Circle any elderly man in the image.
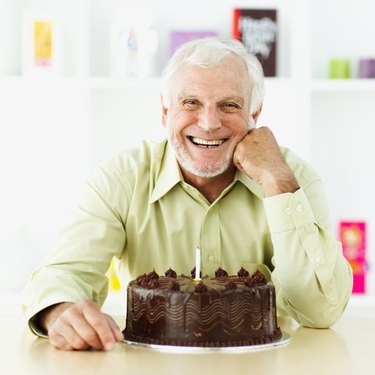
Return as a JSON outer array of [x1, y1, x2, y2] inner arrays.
[[22, 38, 353, 351]]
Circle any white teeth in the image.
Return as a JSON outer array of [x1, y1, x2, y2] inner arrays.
[[191, 137, 225, 146]]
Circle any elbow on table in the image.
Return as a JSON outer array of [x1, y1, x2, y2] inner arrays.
[[294, 300, 350, 329], [299, 316, 339, 329], [279, 292, 351, 329]]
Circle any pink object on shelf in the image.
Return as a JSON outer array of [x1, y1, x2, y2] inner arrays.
[[339, 221, 367, 294], [359, 58, 375, 78], [169, 30, 218, 57]]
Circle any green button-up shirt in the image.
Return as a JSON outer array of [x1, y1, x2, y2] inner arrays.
[[22, 140, 352, 331]]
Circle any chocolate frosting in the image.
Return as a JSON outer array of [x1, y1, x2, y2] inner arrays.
[[190, 266, 202, 279], [225, 280, 237, 290], [147, 270, 159, 280], [169, 280, 180, 291], [215, 267, 229, 278], [194, 281, 208, 292], [136, 274, 149, 287], [125, 268, 281, 347], [165, 268, 177, 278], [237, 267, 250, 278], [245, 270, 268, 287], [147, 278, 159, 289]]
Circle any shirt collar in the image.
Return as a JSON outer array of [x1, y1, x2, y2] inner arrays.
[[150, 141, 183, 203], [235, 170, 265, 200], [150, 141, 264, 203]]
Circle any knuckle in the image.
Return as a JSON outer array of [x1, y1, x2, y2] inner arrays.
[[85, 330, 99, 343], [49, 336, 60, 347], [48, 321, 62, 337], [70, 336, 86, 350], [50, 335, 69, 350], [88, 315, 103, 327]]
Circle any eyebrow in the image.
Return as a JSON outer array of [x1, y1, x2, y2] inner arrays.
[[178, 94, 198, 101]]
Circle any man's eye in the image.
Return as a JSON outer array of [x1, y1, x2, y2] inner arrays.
[[221, 103, 239, 110], [182, 100, 198, 108]]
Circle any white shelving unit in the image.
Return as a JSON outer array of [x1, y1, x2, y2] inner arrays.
[[311, 79, 375, 92], [309, 0, 375, 297], [1, 0, 374, 298]]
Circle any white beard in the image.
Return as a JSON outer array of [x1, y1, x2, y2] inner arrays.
[[169, 134, 233, 178]]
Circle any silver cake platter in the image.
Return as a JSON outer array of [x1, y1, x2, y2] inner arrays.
[[122, 332, 291, 353]]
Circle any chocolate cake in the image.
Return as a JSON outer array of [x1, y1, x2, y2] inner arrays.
[[123, 267, 282, 347]]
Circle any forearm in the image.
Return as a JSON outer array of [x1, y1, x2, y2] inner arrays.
[[22, 174, 127, 334], [264, 188, 353, 328], [22, 264, 110, 333], [272, 225, 352, 327], [262, 166, 300, 197]]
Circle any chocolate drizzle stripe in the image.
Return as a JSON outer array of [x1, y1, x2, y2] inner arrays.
[[131, 294, 267, 334]]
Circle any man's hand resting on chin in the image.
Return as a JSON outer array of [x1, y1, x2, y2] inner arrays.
[[233, 126, 300, 197]]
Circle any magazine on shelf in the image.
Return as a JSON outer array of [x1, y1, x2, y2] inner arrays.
[[232, 8, 278, 77]]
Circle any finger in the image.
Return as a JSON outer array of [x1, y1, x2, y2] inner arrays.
[[49, 333, 74, 351], [106, 315, 124, 341], [70, 315, 105, 350], [233, 159, 243, 172], [232, 151, 244, 173], [51, 321, 91, 351], [63, 325, 91, 351], [50, 306, 93, 350], [80, 302, 117, 350]]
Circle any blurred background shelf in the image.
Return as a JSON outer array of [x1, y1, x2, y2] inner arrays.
[[311, 79, 375, 92]]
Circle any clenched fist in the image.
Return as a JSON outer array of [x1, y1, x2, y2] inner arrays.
[[233, 126, 299, 197]]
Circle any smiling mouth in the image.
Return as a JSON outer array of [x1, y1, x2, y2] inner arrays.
[[188, 136, 228, 148]]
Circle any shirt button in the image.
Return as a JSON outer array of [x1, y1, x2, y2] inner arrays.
[[285, 207, 291, 215], [208, 255, 215, 262], [296, 204, 303, 213], [314, 256, 321, 263]]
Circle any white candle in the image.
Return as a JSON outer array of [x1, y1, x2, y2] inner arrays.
[[195, 247, 201, 280]]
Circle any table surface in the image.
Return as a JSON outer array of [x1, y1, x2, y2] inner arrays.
[[1, 303, 375, 375]]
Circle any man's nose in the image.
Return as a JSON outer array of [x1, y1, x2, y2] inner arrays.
[[197, 107, 222, 132]]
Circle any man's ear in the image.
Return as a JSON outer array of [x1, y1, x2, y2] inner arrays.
[[161, 94, 168, 127], [252, 105, 263, 124]]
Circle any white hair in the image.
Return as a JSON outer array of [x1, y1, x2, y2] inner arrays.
[[161, 38, 265, 116]]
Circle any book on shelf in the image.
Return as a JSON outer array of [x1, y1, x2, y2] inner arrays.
[[232, 8, 278, 77], [339, 221, 367, 294], [22, 8, 63, 76], [169, 30, 219, 57]]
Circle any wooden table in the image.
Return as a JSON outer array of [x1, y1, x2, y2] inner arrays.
[[1, 307, 374, 375]]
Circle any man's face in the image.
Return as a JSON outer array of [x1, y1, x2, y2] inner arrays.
[[162, 56, 252, 179]]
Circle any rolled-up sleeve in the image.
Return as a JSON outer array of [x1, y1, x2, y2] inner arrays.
[[21, 163, 128, 329], [263, 185, 353, 328]]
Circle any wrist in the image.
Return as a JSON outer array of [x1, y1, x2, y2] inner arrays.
[[37, 302, 73, 333], [262, 170, 299, 197]]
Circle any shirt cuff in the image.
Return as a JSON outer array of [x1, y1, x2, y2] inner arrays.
[[28, 313, 49, 338], [263, 188, 316, 233]]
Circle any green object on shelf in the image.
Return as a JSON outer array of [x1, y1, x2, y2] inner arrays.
[[329, 59, 351, 79]]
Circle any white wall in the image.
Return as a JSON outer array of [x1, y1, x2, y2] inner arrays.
[[311, 91, 375, 294], [0, 79, 88, 289], [310, 0, 375, 294]]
